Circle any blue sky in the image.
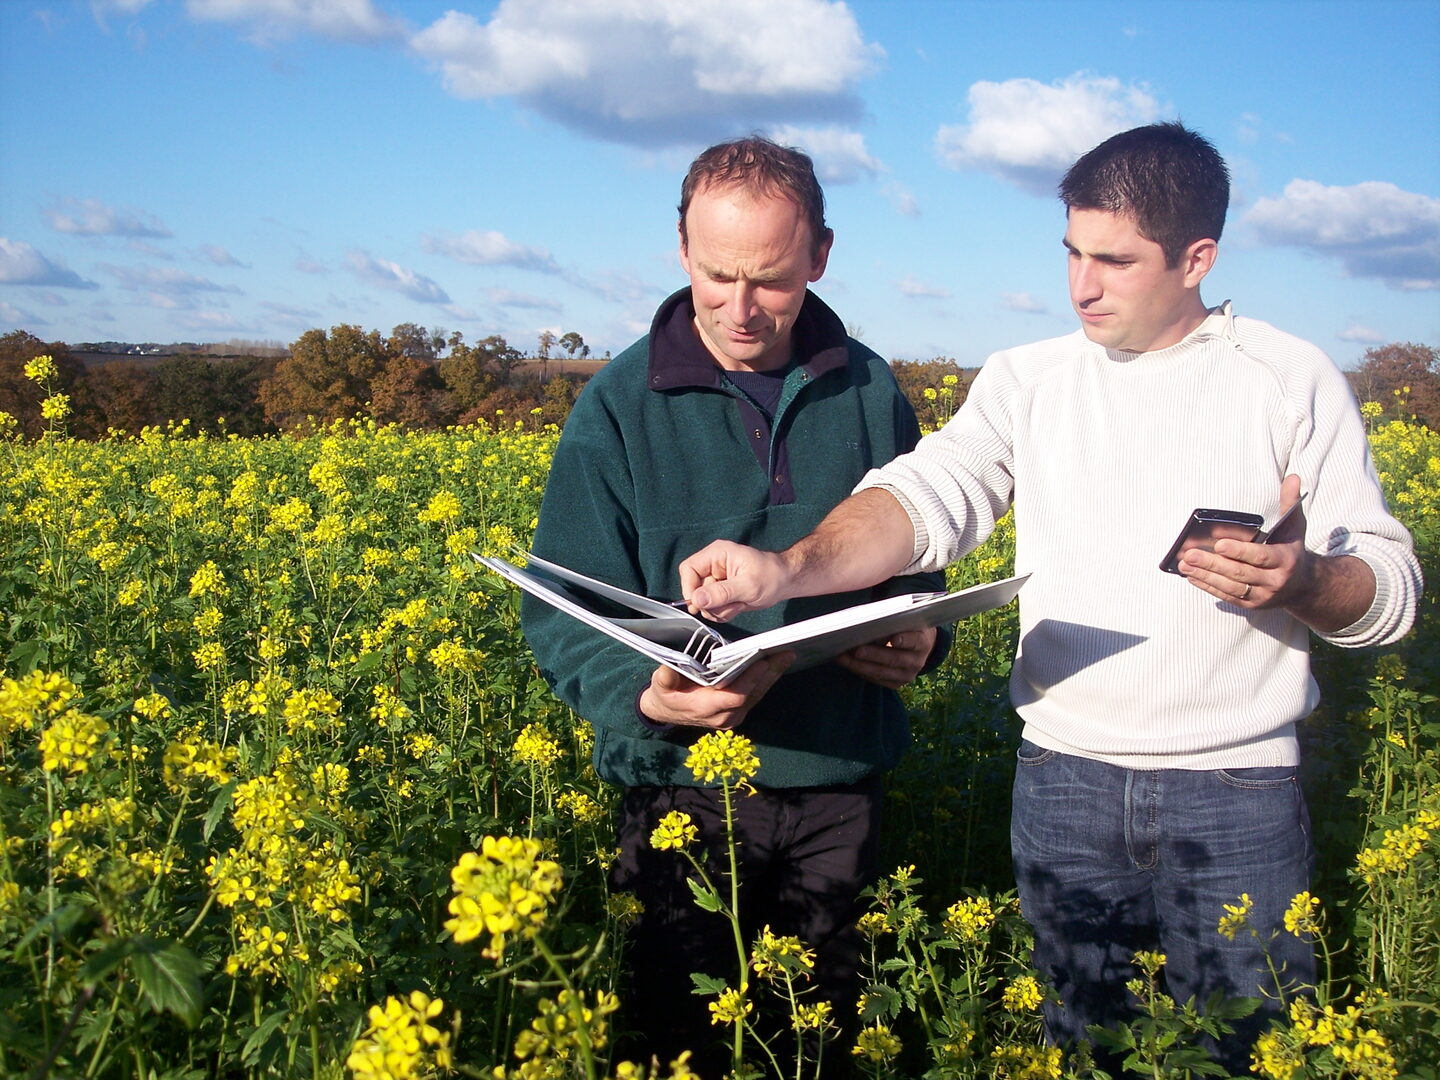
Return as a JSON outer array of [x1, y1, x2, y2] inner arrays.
[[2, 0, 1437, 368]]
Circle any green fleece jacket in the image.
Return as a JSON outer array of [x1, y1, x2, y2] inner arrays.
[[522, 288, 949, 789]]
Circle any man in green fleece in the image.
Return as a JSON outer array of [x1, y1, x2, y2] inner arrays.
[[522, 136, 949, 1075]]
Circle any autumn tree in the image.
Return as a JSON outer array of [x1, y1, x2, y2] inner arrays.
[[559, 331, 588, 362], [85, 364, 157, 434], [258, 324, 388, 430], [1349, 342, 1439, 429], [0, 330, 86, 438]]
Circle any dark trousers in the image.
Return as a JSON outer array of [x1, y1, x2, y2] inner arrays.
[[609, 776, 882, 1078]]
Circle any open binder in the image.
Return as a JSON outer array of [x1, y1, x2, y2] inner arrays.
[[475, 550, 1027, 687]]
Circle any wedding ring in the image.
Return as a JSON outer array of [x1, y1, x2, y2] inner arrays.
[[1240, 584, 1252, 601]]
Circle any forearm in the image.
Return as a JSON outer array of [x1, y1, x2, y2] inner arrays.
[[779, 488, 916, 599], [1283, 553, 1376, 636]]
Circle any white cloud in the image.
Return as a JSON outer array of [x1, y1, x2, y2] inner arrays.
[[1001, 292, 1049, 314], [184, 0, 405, 43], [423, 230, 560, 274], [44, 197, 171, 238], [767, 125, 882, 184], [410, 0, 880, 147], [0, 299, 48, 327], [1338, 324, 1387, 344], [485, 288, 563, 314], [0, 238, 98, 288], [345, 251, 451, 304], [173, 310, 252, 333], [99, 262, 235, 296], [896, 274, 950, 300], [1245, 180, 1440, 290], [935, 73, 1165, 195], [199, 244, 248, 267], [882, 181, 919, 218], [295, 254, 326, 274]]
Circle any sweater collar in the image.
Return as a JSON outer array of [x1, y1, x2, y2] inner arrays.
[[646, 287, 853, 392]]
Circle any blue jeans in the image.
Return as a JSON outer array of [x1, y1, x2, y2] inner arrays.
[[1011, 739, 1315, 1070]]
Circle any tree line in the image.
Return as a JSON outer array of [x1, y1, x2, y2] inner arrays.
[[2, 325, 1435, 441]]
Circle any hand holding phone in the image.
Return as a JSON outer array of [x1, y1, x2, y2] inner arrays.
[[1160, 509, 1263, 574], [1159, 497, 1307, 574]]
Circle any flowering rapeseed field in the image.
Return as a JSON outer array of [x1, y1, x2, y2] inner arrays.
[[0, 373, 1436, 1078]]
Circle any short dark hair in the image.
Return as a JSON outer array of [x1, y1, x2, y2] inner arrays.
[[678, 136, 831, 258], [1059, 122, 1230, 268]]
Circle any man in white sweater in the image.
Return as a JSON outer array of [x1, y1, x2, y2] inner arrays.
[[677, 123, 1422, 1068]]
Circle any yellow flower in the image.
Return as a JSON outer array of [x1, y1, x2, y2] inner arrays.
[[649, 810, 698, 852], [40, 710, 111, 774], [1217, 892, 1253, 940], [708, 986, 752, 1026], [24, 354, 58, 382], [750, 926, 815, 981], [852, 1022, 901, 1063], [990, 1044, 1064, 1079], [685, 729, 760, 785], [445, 836, 564, 962], [347, 991, 453, 1079], [1132, 950, 1167, 976], [1283, 891, 1322, 937], [792, 1001, 832, 1032], [40, 394, 71, 422], [943, 895, 996, 942], [1000, 974, 1045, 1013], [512, 723, 563, 769], [556, 789, 603, 823]]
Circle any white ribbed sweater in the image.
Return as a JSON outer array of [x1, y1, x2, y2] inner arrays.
[[861, 305, 1422, 769]]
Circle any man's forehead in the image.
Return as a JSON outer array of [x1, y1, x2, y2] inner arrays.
[[1064, 208, 1157, 251]]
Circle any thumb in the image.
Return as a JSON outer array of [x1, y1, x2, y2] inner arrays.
[[1280, 473, 1302, 509]]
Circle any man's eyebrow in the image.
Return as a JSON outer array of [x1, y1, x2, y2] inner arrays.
[[1062, 238, 1134, 262], [696, 262, 790, 284]]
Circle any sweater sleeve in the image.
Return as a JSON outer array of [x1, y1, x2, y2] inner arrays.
[[1283, 347, 1422, 648], [855, 353, 1017, 575], [520, 388, 674, 743]]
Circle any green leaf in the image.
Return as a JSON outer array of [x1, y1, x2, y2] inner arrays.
[[131, 938, 205, 1028], [241, 1009, 289, 1065], [203, 777, 239, 841], [689, 972, 728, 995], [79, 937, 135, 986], [686, 878, 723, 913]]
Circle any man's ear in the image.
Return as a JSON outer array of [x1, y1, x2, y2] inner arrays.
[[809, 228, 834, 282], [678, 220, 691, 276], [1182, 238, 1218, 288]]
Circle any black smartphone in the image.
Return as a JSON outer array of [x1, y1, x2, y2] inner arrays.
[[1159, 508, 1264, 574]]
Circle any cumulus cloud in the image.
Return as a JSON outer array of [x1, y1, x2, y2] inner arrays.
[[1338, 324, 1387, 344], [423, 230, 561, 275], [768, 125, 882, 184], [1245, 180, 1440, 290], [98, 262, 241, 308], [44, 197, 171, 238], [0, 238, 98, 288], [1001, 292, 1049, 314], [345, 251, 451, 304], [935, 73, 1165, 195], [485, 288, 563, 314], [199, 244, 248, 267], [0, 299, 48, 327], [882, 181, 919, 217], [897, 274, 950, 299], [410, 0, 880, 146], [184, 0, 406, 44]]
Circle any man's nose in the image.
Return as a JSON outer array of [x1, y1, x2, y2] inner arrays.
[[725, 281, 757, 324], [1071, 259, 1101, 305]]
